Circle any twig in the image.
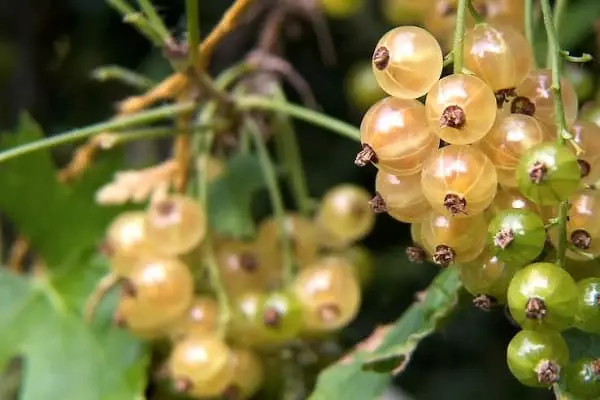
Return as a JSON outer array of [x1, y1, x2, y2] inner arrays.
[[136, 0, 172, 42], [107, 0, 163, 46], [186, 0, 200, 64], [91, 65, 155, 90], [7, 236, 29, 273], [247, 117, 295, 284], [173, 90, 196, 193], [84, 273, 120, 323], [452, 0, 468, 74]]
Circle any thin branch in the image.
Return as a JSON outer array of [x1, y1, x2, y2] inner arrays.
[[452, 0, 468, 74], [106, 0, 163, 46], [91, 65, 155, 90], [136, 0, 172, 42], [186, 0, 200, 63], [525, 0, 535, 52]]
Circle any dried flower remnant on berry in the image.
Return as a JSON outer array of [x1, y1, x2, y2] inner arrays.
[[173, 378, 193, 393], [239, 252, 259, 273], [444, 193, 467, 215], [535, 360, 561, 386], [525, 297, 547, 320], [577, 159, 591, 178], [406, 246, 426, 263], [571, 229, 592, 250], [440, 105, 466, 129], [263, 307, 282, 327], [511, 96, 536, 116], [433, 245, 455, 267], [372, 47, 390, 70], [495, 88, 517, 108], [528, 161, 548, 184], [473, 294, 496, 311], [493, 228, 514, 249], [355, 144, 377, 167], [319, 303, 342, 323], [368, 193, 387, 213]]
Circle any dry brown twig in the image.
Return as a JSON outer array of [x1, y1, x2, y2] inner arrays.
[[7, 236, 30, 273]]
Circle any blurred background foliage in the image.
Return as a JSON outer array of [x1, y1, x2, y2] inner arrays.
[[0, 0, 600, 399]]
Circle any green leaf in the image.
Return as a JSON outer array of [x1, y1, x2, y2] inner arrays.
[[308, 268, 463, 400], [207, 154, 266, 238]]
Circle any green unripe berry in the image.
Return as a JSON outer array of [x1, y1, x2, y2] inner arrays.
[[563, 358, 600, 399], [575, 278, 600, 334], [488, 209, 546, 265]]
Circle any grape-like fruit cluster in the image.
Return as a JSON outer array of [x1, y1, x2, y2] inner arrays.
[[102, 177, 374, 397], [360, 21, 600, 397]]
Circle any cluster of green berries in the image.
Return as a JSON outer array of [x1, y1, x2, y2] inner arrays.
[[101, 169, 375, 398], [352, 18, 600, 398]]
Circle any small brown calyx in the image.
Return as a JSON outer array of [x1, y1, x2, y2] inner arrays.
[[440, 105, 466, 129], [354, 144, 378, 167], [433, 245, 456, 267], [493, 227, 514, 249], [221, 385, 242, 400], [318, 302, 341, 323], [173, 377, 193, 393], [155, 199, 177, 217], [511, 96, 536, 116], [525, 297, 547, 320], [369, 193, 387, 213], [372, 46, 390, 70], [495, 88, 517, 108], [163, 38, 189, 61], [473, 294, 497, 312], [98, 240, 115, 258], [535, 359, 561, 386], [577, 159, 591, 178], [121, 278, 137, 298], [263, 307, 282, 328], [406, 246, 426, 264], [571, 229, 592, 250], [590, 359, 600, 376], [444, 193, 468, 216], [112, 310, 127, 328], [528, 161, 548, 184], [239, 252, 259, 273]]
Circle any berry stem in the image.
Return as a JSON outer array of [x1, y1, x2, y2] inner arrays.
[[557, 199, 570, 268], [452, 0, 468, 74], [272, 86, 314, 216], [467, 0, 484, 24], [236, 96, 360, 142], [185, 0, 201, 65], [91, 65, 155, 90], [137, 0, 172, 43], [524, 0, 536, 57], [247, 118, 295, 285]]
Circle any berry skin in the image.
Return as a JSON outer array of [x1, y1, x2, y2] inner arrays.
[[463, 23, 534, 92], [168, 334, 235, 398], [293, 256, 361, 332], [257, 291, 304, 345], [569, 120, 600, 185], [357, 97, 439, 174], [507, 262, 578, 331], [425, 74, 497, 145], [145, 194, 206, 256], [575, 278, 600, 334], [487, 209, 546, 265], [506, 329, 569, 388], [477, 114, 545, 188], [548, 191, 600, 261], [516, 142, 581, 206], [372, 26, 443, 99], [485, 187, 550, 220], [316, 184, 375, 248], [105, 211, 154, 276], [168, 297, 219, 341], [380, 0, 430, 25], [256, 213, 319, 272], [460, 249, 524, 303], [420, 145, 498, 217], [564, 63, 596, 103], [227, 348, 265, 399], [420, 211, 487, 266], [372, 170, 431, 223], [563, 358, 600, 400], [341, 245, 375, 287], [345, 62, 387, 111], [320, 0, 362, 18], [512, 69, 579, 127]]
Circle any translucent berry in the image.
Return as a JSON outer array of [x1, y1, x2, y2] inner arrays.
[[116, 257, 194, 333], [488, 209, 546, 265], [145, 194, 206, 256], [168, 297, 219, 341], [548, 191, 600, 261], [293, 256, 361, 332], [372, 170, 431, 223], [569, 120, 600, 185], [357, 97, 439, 174], [516, 142, 580, 206], [512, 69, 579, 127], [564, 63, 596, 103], [169, 334, 235, 398], [227, 348, 265, 399], [214, 239, 272, 297], [421, 145, 498, 217], [575, 278, 600, 334], [105, 211, 154, 276], [507, 262, 578, 331], [380, 0, 430, 25], [478, 115, 545, 187], [425, 74, 497, 145], [316, 184, 375, 247], [420, 211, 487, 266], [372, 26, 443, 99], [341, 245, 375, 287], [257, 291, 304, 345], [563, 358, 600, 399], [463, 23, 533, 92], [460, 249, 524, 303], [345, 61, 386, 111], [506, 329, 569, 387], [486, 187, 550, 219], [565, 257, 600, 282]]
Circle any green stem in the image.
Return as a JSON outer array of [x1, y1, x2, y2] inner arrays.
[[546, 0, 568, 68], [272, 87, 313, 216], [108, 123, 217, 147], [136, 0, 172, 42], [443, 52, 454, 68], [540, 0, 568, 146], [524, 0, 535, 51], [467, 0, 484, 24], [106, 0, 163, 46], [0, 102, 195, 164], [452, 0, 468, 74], [185, 0, 200, 64], [236, 96, 360, 142], [91, 65, 155, 90], [557, 200, 569, 268], [247, 118, 295, 285]]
